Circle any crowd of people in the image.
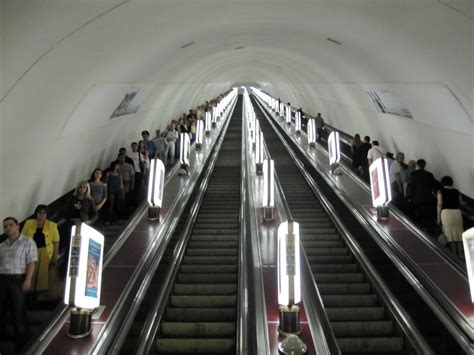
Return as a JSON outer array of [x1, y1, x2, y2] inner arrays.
[[349, 133, 471, 258], [0, 91, 230, 352]]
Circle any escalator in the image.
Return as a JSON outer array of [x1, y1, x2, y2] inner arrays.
[[253, 97, 419, 354], [120, 97, 242, 355], [252, 98, 464, 354]]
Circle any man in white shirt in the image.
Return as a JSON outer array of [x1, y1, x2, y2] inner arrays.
[[0, 217, 37, 349], [367, 140, 386, 166]]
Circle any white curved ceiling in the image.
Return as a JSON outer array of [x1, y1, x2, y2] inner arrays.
[[1, 0, 473, 220]]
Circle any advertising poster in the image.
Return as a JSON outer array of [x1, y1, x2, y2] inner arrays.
[[85, 239, 101, 298], [462, 228, 474, 303], [371, 168, 380, 202]]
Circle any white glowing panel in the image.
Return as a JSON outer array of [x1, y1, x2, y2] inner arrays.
[[280, 103, 285, 116], [295, 111, 301, 133], [180, 133, 190, 166], [212, 107, 217, 123], [255, 130, 264, 165], [307, 118, 316, 145], [64, 223, 104, 309], [369, 158, 392, 207], [196, 119, 204, 145], [205, 111, 211, 132], [286, 106, 292, 124], [462, 228, 474, 303], [147, 158, 165, 207], [278, 221, 301, 306], [328, 131, 341, 165], [263, 159, 275, 208], [253, 119, 260, 145]]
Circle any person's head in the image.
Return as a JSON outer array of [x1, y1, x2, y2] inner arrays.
[[3, 217, 19, 238], [91, 168, 103, 181], [155, 129, 161, 137], [131, 142, 138, 152], [141, 130, 150, 141], [441, 176, 454, 187], [34, 204, 48, 224], [354, 133, 360, 140], [171, 121, 177, 129], [386, 152, 394, 159], [119, 147, 127, 156], [74, 181, 91, 199], [372, 140, 379, 146], [117, 153, 125, 164], [408, 160, 416, 169], [110, 161, 120, 173], [138, 140, 145, 151], [364, 136, 370, 143], [396, 152, 405, 163], [287, 102, 291, 106], [317, 113, 321, 117], [416, 159, 426, 169]]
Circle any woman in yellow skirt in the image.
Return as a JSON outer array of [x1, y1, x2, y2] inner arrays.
[[21, 205, 60, 294]]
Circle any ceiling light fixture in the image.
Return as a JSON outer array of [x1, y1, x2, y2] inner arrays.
[[180, 41, 195, 49], [327, 37, 342, 45]]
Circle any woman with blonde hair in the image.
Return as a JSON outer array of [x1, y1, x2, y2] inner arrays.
[[22, 204, 60, 295], [66, 181, 98, 225]]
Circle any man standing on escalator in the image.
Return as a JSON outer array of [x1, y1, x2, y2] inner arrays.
[[0, 217, 38, 351]]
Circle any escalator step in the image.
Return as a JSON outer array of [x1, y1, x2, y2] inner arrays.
[[161, 322, 236, 337], [326, 307, 385, 321], [177, 274, 237, 284], [174, 283, 237, 295], [165, 308, 236, 322], [170, 295, 236, 308], [337, 336, 404, 353], [190, 235, 238, 242], [180, 265, 238, 274], [318, 282, 371, 295], [331, 320, 394, 337], [182, 256, 237, 265], [314, 273, 364, 283], [322, 294, 378, 307], [156, 337, 234, 354], [311, 264, 359, 273], [188, 241, 238, 249], [304, 247, 349, 256], [186, 248, 238, 256]]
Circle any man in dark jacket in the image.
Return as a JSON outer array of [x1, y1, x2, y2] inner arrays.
[[409, 159, 437, 234], [358, 136, 372, 180]]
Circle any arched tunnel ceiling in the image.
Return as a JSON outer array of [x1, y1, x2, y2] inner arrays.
[[0, 0, 473, 219]]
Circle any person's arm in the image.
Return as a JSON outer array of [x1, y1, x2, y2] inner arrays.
[[97, 185, 107, 210], [130, 166, 135, 190], [437, 191, 443, 223], [85, 199, 98, 225], [50, 222, 60, 264], [52, 242, 59, 264], [23, 262, 35, 292], [394, 171, 402, 192]]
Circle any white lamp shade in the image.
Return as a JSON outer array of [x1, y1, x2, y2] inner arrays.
[[263, 159, 275, 208], [328, 131, 341, 165], [295, 112, 301, 132], [369, 157, 392, 207], [278, 221, 301, 306], [307, 118, 316, 144], [196, 119, 204, 144], [180, 133, 190, 165], [255, 130, 264, 164], [147, 158, 165, 207]]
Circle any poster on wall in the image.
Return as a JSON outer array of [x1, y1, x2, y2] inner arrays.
[[111, 89, 141, 118], [366, 89, 413, 118], [85, 239, 101, 298]]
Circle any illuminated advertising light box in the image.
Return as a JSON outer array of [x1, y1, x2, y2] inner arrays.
[[179, 133, 190, 166], [286, 106, 292, 125], [196, 119, 204, 150], [64, 223, 104, 310], [278, 221, 301, 306], [148, 158, 165, 220], [263, 159, 275, 208], [205, 111, 212, 134], [369, 157, 392, 207], [307, 118, 316, 147], [462, 228, 474, 303], [295, 111, 302, 134], [280, 103, 285, 117], [255, 130, 264, 175], [328, 131, 341, 165]]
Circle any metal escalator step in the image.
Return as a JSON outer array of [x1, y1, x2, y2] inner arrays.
[[300, 228, 336, 234], [337, 336, 404, 353], [311, 264, 359, 273], [27, 310, 52, 324], [177, 274, 237, 284], [194, 218, 237, 224], [165, 308, 236, 322], [182, 256, 237, 265], [304, 247, 348, 256], [307, 255, 353, 264], [174, 283, 236, 295], [302, 240, 343, 248], [331, 320, 394, 337], [186, 248, 238, 256], [318, 283, 371, 295], [170, 295, 237, 307], [156, 337, 234, 354], [301, 234, 340, 241], [314, 273, 364, 283], [326, 307, 385, 321], [192, 229, 238, 235], [180, 265, 238, 274], [191, 235, 238, 241], [300, 222, 334, 228], [194, 223, 239, 229], [161, 322, 236, 337], [322, 294, 378, 307], [188, 241, 238, 249]]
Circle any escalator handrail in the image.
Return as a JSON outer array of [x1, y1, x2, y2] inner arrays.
[[252, 99, 340, 355], [254, 96, 472, 351], [102, 95, 240, 355]]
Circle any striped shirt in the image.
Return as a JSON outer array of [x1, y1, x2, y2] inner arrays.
[[0, 235, 38, 274]]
